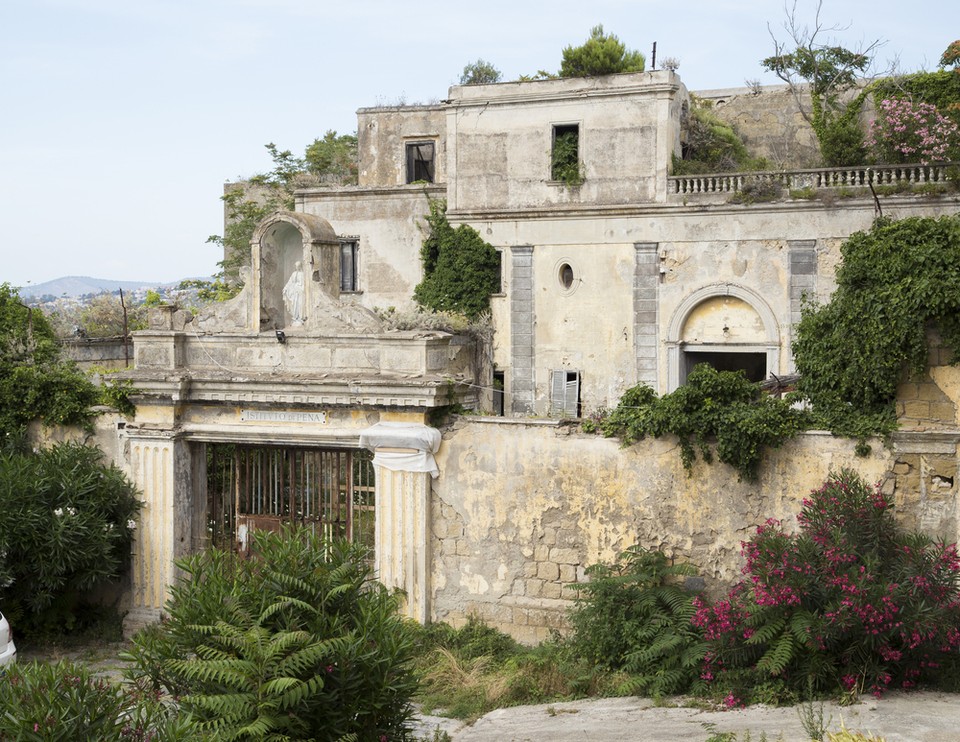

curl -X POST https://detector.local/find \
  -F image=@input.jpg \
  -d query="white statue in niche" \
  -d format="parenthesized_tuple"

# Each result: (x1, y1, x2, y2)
(282, 261, 305, 325)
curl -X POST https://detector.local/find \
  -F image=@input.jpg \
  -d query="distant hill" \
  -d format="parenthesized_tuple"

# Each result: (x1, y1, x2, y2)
(18, 276, 205, 300)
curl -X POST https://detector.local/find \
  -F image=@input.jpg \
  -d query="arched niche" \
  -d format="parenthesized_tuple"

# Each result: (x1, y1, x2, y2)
(250, 211, 340, 331)
(666, 284, 780, 390)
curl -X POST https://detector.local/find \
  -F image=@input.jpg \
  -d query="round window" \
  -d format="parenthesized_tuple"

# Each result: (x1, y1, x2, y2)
(559, 263, 574, 289)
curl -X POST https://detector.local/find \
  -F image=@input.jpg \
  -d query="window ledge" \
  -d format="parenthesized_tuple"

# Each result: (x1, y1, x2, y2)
(340, 290, 364, 295)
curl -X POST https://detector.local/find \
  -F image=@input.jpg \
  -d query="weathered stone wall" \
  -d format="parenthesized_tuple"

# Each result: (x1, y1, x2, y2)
(356, 105, 447, 187)
(431, 418, 958, 643)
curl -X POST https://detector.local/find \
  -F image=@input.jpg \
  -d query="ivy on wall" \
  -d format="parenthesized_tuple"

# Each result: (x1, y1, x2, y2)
(413, 199, 501, 319)
(793, 215, 960, 444)
(598, 215, 960, 476)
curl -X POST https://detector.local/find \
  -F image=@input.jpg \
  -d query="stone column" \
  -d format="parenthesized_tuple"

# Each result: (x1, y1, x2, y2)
(634, 242, 659, 388)
(122, 430, 179, 636)
(374, 465, 432, 623)
(510, 245, 535, 414)
(788, 240, 817, 372)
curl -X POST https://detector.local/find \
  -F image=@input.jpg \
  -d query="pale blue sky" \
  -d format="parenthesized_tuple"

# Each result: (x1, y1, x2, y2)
(2, 0, 956, 288)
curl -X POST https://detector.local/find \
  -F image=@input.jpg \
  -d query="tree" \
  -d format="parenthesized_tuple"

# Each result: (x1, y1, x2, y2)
(209, 136, 358, 284)
(0, 283, 99, 431)
(413, 200, 501, 319)
(460, 58, 502, 85)
(560, 25, 645, 78)
(942, 39, 960, 72)
(761, 0, 883, 166)
(304, 130, 358, 185)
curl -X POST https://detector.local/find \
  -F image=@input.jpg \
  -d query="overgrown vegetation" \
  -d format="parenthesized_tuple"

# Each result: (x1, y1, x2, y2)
(413, 199, 501, 319)
(594, 215, 960, 477)
(550, 128, 583, 185)
(124, 527, 419, 741)
(0, 283, 101, 431)
(673, 99, 769, 175)
(0, 437, 141, 637)
(595, 365, 807, 481)
(569, 546, 705, 697)
(209, 135, 358, 284)
(694, 469, 960, 703)
(0, 660, 199, 741)
(460, 59, 502, 85)
(793, 215, 960, 444)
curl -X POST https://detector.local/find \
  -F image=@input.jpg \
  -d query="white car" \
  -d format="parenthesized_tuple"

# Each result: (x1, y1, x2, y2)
(0, 612, 15, 666)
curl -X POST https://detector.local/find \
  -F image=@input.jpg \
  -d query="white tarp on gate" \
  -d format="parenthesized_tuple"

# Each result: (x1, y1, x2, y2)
(359, 422, 442, 478)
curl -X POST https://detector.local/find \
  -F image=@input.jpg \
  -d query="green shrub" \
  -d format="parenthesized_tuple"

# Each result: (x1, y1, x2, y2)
(600, 365, 808, 481)
(413, 199, 501, 319)
(729, 179, 783, 204)
(124, 527, 419, 741)
(0, 660, 198, 741)
(674, 101, 768, 175)
(0, 441, 141, 636)
(570, 546, 706, 696)
(694, 469, 960, 702)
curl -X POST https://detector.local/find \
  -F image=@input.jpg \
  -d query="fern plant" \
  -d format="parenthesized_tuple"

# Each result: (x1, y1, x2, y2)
(570, 546, 706, 695)
(124, 527, 419, 741)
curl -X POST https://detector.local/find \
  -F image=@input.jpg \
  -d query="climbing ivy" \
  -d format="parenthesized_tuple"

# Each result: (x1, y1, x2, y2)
(599, 365, 807, 481)
(413, 199, 501, 319)
(598, 216, 960, 476)
(793, 215, 960, 443)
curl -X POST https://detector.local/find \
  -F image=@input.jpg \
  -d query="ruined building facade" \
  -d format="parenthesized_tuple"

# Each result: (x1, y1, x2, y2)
(109, 71, 959, 638)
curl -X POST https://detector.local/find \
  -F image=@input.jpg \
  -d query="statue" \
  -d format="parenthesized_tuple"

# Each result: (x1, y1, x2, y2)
(282, 261, 305, 325)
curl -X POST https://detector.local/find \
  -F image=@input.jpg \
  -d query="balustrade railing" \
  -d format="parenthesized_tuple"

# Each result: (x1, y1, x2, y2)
(668, 162, 959, 196)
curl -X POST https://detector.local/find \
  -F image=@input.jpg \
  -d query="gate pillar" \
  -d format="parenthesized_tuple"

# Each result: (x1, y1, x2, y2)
(121, 429, 193, 636)
(361, 423, 441, 624)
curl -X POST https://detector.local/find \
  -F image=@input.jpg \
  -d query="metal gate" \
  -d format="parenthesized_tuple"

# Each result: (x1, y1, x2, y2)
(206, 444, 375, 554)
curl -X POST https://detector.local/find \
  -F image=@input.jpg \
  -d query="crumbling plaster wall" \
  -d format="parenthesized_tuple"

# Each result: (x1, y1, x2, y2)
(446, 71, 685, 213)
(431, 418, 958, 643)
(357, 105, 447, 187)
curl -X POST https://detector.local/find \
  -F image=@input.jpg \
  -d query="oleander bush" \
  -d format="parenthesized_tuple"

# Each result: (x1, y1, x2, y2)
(0, 438, 140, 637)
(0, 660, 199, 741)
(693, 469, 960, 703)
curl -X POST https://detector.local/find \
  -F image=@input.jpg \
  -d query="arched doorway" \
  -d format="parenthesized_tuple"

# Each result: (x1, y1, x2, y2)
(666, 284, 780, 390)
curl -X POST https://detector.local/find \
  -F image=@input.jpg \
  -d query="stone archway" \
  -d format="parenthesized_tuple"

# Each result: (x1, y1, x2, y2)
(666, 284, 780, 390)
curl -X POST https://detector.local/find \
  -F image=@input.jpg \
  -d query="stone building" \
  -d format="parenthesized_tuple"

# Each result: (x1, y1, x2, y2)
(113, 70, 959, 638)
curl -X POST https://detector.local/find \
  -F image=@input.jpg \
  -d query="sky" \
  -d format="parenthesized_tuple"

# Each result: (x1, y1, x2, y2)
(2, 0, 957, 289)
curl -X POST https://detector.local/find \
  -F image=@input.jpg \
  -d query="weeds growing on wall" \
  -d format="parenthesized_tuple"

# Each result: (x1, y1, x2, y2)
(414, 199, 501, 319)
(673, 99, 769, 175)
(595, 365, 808, 481)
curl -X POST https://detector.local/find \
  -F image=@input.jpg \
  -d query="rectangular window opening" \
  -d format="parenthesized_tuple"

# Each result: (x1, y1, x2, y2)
(550, 369, 581, 418)
(340, 240, 359, 292)
(551, 124, 580, 183)
(405, 141, 435, 184)
(492, 370, 505, 417)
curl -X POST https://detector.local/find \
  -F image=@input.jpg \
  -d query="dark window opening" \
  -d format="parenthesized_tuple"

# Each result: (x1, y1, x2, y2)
(493, 370, 505, 417)
(406, 141, 435, 183)
(682, 352, 767, 384)
(340, 240, 359, 291)
(559, 263, 574, 289)
(550, 369, 581, 417)
(551, 124, 580, 183)
(494, 250, 503, 293)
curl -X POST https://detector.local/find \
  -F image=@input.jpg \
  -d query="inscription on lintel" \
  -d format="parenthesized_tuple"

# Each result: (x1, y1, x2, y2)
(240, 409, 328, 424)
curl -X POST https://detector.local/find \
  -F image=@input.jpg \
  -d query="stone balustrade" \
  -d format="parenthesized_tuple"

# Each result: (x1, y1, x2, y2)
(668, 161, 959, 201)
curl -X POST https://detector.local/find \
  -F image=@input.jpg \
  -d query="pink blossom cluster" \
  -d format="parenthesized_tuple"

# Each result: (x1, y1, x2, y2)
(866, 98, 960, 165)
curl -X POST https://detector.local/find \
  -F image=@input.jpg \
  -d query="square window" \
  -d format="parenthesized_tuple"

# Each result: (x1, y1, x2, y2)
(405, 141, 435, 183)
(340, 240, 359, 292)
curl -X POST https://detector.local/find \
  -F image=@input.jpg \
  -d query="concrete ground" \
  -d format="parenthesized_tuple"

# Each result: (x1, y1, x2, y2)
(413, 693, 960, 742)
